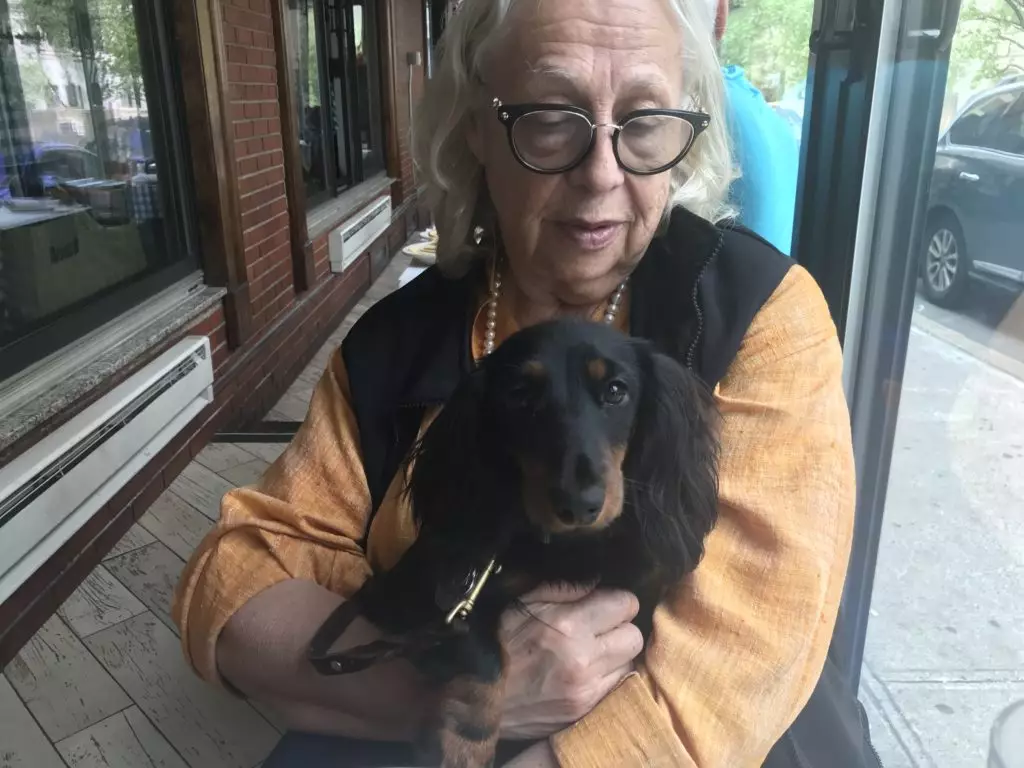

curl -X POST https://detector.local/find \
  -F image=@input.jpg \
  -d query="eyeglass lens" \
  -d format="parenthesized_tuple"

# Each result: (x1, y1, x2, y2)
(510, 111, 696, 173)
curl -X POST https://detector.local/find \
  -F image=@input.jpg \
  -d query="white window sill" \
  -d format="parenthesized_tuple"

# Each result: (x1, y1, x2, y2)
(0, 274, 225, 456)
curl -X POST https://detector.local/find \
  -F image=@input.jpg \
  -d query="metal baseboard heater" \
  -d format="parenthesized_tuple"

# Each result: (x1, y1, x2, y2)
(0, 337, 214, 607)
(329, 194, 392, 273)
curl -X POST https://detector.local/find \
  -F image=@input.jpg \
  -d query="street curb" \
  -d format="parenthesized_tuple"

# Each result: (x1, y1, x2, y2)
(912, 312, 1024, 383)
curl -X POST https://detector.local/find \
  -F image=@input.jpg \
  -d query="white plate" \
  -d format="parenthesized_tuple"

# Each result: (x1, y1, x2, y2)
(403, 241, 437, 265)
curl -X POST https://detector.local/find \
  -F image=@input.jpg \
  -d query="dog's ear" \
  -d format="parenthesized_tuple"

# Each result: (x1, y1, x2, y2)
(406, 370, 491, 533)
(624, 346, 720, 578)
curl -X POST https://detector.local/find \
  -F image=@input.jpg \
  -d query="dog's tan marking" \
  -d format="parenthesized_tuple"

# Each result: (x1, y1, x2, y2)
(427, 664, 507, 767)
(522, 359, 545, 377)
(519, 448, 626, 536)
(594, 445, 626, 528)
(518, 457, 557, 532)
(587, 357, 608, 381)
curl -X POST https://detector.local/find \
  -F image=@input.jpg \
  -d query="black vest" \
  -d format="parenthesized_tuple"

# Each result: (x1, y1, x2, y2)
(339, 206, 879, 768)
(342, 206, 791, 518)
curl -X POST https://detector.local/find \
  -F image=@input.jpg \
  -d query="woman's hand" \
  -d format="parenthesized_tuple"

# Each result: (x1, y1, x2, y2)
(502, 740, 560, 768)
(499, 583, 644, 740)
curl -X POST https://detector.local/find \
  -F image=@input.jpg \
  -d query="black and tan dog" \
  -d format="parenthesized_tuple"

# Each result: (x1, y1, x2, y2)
(315, 318, 720, 767)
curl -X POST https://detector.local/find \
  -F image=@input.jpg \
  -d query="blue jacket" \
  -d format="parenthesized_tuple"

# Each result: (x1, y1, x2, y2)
(723, 65, 801, 255)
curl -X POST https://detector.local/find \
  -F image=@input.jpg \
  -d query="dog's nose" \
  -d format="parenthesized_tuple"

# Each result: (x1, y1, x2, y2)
(555, 484, 605, 526)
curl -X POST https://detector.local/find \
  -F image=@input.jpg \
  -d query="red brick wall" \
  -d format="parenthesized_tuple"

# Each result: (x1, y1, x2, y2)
(223, 0, 294, 336)
(313, 230, 331, 282)
(188, 306, 231, 374)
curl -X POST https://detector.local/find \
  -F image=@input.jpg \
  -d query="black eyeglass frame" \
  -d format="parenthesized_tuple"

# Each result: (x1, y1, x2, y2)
(491, 98, 712, 176)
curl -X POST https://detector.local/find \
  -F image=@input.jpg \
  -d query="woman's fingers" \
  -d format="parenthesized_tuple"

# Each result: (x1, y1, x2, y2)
(519, 582, 597, 604)
(595, 665, 636, 698)
(593, 623, 645, 677)
(564, 665, 636, 721)
(558, 589, 639, 637)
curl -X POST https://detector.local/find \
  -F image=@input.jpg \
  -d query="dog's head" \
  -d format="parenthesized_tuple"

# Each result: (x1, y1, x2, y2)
(409, 319, 719, 571)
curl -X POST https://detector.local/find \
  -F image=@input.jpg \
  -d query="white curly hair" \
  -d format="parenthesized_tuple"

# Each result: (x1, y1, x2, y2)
(413, 0, 734, 275)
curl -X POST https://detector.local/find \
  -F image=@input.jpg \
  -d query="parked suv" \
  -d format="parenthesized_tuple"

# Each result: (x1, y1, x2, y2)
(921, 82, 1024, 307)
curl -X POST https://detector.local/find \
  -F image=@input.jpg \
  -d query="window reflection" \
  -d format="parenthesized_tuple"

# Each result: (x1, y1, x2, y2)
(350, 2, 379, 169)
(0, 0, 183, 382)
(286, 0, 328, 200)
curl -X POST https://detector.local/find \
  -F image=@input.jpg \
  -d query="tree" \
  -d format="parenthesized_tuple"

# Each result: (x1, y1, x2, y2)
(720, 0, 815, 101)
(14, 0, 143, 102)
(949, 0, 1024, 87)
(17, 57, 54, 108)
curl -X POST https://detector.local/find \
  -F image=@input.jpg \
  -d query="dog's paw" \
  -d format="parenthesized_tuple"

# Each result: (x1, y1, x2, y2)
(419, 676, 503, 768)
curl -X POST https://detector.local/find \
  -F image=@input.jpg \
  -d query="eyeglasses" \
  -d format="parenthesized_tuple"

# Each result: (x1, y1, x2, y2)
(491, 98, 711, 176)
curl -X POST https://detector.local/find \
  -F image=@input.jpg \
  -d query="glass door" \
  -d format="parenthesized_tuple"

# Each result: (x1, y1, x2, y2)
(838, 0, 1024, 764)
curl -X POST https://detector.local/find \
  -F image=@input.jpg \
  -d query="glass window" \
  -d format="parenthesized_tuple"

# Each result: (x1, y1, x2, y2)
(285, 0, 385, 206)
(947, 91, 1017, 148)
(0, 0, 196, 383)
(349, 0, 384, 178)
(984, 94, 1024, 155)
(286, 0, 329, 201)
(846, 2, 1024, 766)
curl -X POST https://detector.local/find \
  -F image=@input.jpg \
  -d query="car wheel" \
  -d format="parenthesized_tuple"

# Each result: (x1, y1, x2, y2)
(921, 213, 970, 307)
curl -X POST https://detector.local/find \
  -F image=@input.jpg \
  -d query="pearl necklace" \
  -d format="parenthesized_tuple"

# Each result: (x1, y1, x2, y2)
(483, 264, 629, 357)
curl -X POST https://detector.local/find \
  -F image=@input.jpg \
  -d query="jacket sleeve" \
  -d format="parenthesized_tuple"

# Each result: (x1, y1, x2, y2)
(172, 350, 374, 685)
(550, 265, 856, 768)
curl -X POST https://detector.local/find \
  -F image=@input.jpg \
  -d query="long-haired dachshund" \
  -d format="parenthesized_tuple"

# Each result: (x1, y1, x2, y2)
(314, 318, 720, 767)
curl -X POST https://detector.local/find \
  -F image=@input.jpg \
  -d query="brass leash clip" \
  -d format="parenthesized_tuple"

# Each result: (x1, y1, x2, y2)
(445, 557, 501, 625)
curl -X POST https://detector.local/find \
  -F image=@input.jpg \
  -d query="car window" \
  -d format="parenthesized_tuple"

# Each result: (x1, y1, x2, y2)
(38, 149, 98, 180)
(984, 94, 1024, 156)
(947, 91, 1018, 148)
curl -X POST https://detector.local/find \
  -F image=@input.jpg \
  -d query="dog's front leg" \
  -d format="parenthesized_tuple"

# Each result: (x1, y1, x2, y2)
(420, 629, 507, 768)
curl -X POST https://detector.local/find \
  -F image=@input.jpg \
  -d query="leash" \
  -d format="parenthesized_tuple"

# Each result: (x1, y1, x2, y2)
(308, 557, 501, 676)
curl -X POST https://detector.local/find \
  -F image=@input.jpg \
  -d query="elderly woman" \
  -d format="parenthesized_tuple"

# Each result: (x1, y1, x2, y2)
(173, 0, 856, 765)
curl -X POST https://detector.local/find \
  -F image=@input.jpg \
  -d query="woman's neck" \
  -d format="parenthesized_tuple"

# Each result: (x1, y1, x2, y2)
(504, 278, 605, 331)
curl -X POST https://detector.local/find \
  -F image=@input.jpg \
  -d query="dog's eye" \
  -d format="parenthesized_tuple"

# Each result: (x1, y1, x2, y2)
(506, 383, 533, 409)
(601, 380, 629, 406)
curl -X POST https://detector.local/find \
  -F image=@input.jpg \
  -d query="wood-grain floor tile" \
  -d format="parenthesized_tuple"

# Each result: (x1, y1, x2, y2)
(104, 524, 157, 561)
(58, 565, 147, 638)
(194, 444, 259, 474)
(238, 443, 288, 464)
(139, 491, 214, 562)
(0, 674, 65, 768)
(3, 616, 130, 742)
(56, 706, 188, 768)
(85, 613, 278, 768)
(168, 463, 234, 521)
(217, 459, 270, 489)
(103, 543, 184, 637)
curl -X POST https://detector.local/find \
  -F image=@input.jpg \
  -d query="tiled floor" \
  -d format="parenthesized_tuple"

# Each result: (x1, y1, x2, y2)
(0, 249, 416, 768)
